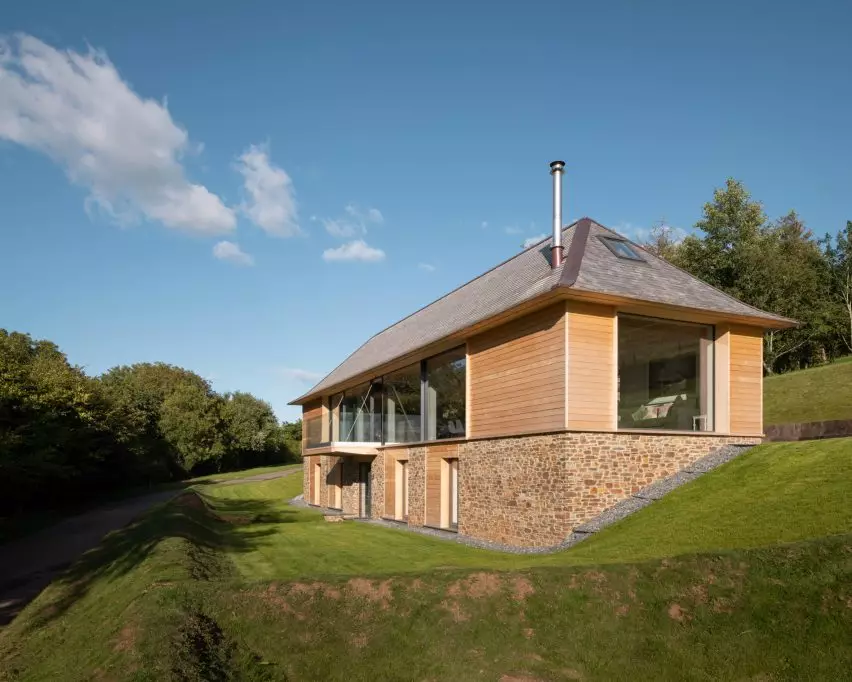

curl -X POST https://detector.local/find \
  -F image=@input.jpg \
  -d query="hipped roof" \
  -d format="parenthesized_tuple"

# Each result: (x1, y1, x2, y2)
(291, 218, 794, 404)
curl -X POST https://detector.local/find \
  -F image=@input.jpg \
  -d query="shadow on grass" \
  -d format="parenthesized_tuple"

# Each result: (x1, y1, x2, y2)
(17, 490, 303, 633)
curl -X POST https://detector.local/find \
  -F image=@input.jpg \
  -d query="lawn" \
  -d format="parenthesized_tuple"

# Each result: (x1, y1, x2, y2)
(2, 440, 851, 680)
(187, 462, 302, 484)
(764, 354, 852, 425)
(199, 439, 852, 577)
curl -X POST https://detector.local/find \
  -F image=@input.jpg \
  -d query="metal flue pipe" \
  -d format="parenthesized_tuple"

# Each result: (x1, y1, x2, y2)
(550, 160, 566, 267)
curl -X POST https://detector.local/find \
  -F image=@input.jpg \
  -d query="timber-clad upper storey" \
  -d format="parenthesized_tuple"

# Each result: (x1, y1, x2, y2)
(291, 218, 794, 405)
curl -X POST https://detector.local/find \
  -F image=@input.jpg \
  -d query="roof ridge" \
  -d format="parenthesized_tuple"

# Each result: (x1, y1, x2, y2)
(591, 222, 796, 324)
(557, 217, 593, 287)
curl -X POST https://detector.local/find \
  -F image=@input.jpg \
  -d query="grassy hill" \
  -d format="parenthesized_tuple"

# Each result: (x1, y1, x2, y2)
(764, 355, 852, 425)
(2, 439, 851, 680)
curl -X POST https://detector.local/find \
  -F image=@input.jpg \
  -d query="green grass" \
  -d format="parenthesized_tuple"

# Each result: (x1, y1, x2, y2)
(764, 355, 852, 425)
(187, 462, 302, 484)
(2, 441, 852, 680)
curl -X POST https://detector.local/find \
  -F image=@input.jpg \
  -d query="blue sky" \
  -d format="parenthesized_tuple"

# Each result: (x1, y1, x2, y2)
(1, 1, 850, 421)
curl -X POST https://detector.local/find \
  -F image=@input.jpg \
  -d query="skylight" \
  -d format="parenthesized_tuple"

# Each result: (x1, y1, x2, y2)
(599, 236, 645, 261)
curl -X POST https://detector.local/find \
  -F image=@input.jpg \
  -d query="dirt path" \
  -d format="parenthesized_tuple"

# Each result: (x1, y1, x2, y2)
(0, 467, 299, 626)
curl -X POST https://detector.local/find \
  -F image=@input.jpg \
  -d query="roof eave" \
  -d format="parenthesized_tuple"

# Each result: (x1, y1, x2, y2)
(556, 285, 798, 329)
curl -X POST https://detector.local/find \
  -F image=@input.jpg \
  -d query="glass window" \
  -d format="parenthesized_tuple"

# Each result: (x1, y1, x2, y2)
(383, 364, 422, 443)
(618, 316, 713, 431)
(600, 236, 644, 261)
(338, 382, 382, 442)
(425, 348, 466, 440)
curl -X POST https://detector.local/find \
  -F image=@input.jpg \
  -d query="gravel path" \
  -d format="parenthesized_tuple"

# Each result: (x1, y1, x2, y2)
(0, 467, 300, 626)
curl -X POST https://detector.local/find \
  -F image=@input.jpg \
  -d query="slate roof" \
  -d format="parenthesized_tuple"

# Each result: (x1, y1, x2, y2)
(292, 218, 794, 403)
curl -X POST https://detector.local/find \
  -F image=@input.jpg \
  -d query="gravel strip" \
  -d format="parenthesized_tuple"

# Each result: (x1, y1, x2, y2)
(635, 471, 701, 501)
(574, 496, 653, 533)
(683, 444, 753, 474)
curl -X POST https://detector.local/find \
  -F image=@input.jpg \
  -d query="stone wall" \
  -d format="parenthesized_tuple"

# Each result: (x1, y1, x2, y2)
(406, 447, 426, 526)
(302, 456, 311, 502)
(341, 457, 360, 514)
(369, 453, 385, 519)
(457, 432, 761, 547)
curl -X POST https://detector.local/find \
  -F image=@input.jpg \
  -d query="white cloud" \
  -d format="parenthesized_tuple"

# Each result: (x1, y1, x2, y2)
(278, 367, 323, 383)
(522, 234, 547, 249)
(213, 240, 254, 266)
(323, 217, 358, 238)
(322, 204, 383, 238)
(504, 226, 523, 235)
(0, 34, 235, 233)
(418, 262, 436, 272)
(237, 144, 300, 237)
(481, 221, 488, 229)
(322, 239, 386, 263)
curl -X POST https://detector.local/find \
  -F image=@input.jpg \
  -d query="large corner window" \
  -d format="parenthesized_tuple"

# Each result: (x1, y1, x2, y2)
(338, 382, 382, 442)
(426, 348, 467, 440)
(322, 346, 467, 446)
(383, 364, 422, 443)
(618, 316, 713, 432)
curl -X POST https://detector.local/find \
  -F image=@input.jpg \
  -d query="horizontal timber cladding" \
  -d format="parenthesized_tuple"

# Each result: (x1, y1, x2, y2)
(306, 456, 320, 505)
(302, 398, 323, 453)
(729, 325, 764, 436)
(424, 443, 458, 527)
(326, 457, 343, 509)
(566, 301, 617, 431)
(406, 448, 426, 526)
(468, 303, 566, 438)
(424, 449, 442, 527)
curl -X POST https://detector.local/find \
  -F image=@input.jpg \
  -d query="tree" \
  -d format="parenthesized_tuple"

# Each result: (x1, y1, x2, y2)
(280, 420, 303, 459)
(674, 181, 838, 373)
(0, 330, 122, 512)
(159, 382, 225, 474)
(822, 221, 852, 354)
(676, 178, 767, 300)
(221, 392, 282, 468)
(1, 333, 297, 516)
(757, 212, 831, 372)
(640, 221, 683, 262)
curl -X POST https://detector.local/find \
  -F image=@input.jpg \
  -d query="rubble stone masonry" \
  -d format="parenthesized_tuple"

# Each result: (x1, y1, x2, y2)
(303, 431, 761, 548)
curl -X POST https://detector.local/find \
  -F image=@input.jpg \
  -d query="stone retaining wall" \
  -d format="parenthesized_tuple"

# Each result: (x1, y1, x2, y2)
(458, 432, 761, 547)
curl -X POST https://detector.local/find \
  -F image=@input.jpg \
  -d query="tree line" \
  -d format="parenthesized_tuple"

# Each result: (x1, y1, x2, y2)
(0, 329, 302, 516)
(642, 179, 852, 374)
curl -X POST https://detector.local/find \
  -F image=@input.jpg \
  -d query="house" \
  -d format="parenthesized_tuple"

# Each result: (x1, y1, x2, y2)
(290, 162, 794, 548)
